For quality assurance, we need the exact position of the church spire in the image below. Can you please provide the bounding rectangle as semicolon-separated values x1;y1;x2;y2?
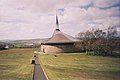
56;12;60;31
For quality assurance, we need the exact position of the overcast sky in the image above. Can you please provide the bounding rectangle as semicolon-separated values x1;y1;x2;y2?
0;0;120;40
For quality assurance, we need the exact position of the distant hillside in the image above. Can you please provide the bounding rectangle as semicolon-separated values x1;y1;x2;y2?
0;38;49;44
0;38;49;48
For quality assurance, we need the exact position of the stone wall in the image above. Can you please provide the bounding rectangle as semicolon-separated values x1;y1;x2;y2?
40;44;80;53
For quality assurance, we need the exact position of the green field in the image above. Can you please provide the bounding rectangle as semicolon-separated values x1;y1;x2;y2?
0;48;34;80
39;53;120;80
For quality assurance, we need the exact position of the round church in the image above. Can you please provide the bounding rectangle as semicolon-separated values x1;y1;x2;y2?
40;15;80;53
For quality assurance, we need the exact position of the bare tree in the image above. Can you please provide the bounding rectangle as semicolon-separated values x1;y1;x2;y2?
76;26;120;57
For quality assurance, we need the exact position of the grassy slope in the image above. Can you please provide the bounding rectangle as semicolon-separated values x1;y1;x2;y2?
39;53;120;80
0;48;34;80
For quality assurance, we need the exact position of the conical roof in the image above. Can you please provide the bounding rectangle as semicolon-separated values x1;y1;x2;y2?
42;29;78;44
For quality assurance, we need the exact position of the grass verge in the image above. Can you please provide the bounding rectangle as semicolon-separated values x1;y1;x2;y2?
39;53;120;80
0;48;34;80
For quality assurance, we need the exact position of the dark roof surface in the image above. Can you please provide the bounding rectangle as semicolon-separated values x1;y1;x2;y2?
42;29;79;44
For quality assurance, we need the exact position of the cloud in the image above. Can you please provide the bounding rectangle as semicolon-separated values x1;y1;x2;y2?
94;0;120;8
0;0;120;40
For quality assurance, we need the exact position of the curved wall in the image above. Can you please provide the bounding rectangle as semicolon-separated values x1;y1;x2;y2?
41;44;80;53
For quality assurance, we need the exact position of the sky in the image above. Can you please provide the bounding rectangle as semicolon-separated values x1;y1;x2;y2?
0;0;120;40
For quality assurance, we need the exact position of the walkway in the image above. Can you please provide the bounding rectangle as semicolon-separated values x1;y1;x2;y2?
33;53;48;80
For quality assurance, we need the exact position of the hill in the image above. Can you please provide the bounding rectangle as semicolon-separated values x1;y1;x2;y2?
0;38;48;44
0;38;49;48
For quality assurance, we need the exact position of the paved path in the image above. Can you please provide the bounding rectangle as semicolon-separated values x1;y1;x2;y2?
33;54;47;80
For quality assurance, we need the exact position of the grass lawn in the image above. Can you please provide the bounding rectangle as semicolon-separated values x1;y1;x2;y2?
39;53;120;80
0;48;34;80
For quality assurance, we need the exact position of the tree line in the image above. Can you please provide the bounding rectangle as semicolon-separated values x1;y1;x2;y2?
75;26;120;57
0;42;14;50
